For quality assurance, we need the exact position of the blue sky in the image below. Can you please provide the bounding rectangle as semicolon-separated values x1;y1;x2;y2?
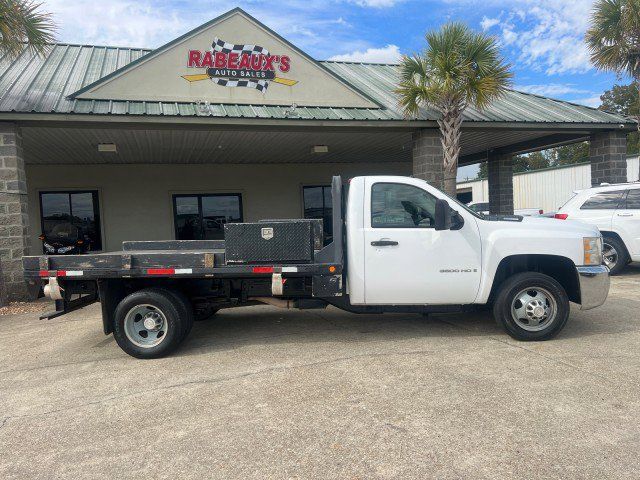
43;0;629;179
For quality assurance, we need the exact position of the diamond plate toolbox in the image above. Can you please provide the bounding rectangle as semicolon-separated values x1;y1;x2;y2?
224;219;322;264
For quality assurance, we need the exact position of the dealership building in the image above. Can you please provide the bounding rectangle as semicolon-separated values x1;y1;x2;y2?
0;7;635;301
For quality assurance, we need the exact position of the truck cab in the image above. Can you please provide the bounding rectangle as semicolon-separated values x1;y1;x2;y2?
344;176;608;335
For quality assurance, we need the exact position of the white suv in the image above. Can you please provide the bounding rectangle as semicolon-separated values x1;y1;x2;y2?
554;183;640;274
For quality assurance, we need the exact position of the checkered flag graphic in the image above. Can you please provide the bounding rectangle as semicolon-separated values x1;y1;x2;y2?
211;37;270;92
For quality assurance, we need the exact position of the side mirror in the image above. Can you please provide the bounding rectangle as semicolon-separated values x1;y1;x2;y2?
434;199;452;231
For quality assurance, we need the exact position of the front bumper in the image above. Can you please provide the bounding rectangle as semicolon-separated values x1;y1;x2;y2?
576;265;610;310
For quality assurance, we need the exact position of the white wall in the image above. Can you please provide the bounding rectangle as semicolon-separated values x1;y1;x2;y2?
458;156;640;213
26;162;410;252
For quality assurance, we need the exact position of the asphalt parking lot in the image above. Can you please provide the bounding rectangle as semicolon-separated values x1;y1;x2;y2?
1;266;640;479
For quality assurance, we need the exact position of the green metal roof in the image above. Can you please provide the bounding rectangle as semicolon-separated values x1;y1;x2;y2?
0;42;633;125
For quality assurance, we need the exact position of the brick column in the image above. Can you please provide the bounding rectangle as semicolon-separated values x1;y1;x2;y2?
589;131;627;186
0;123;29;303
412;129;443;190
488;153;514;215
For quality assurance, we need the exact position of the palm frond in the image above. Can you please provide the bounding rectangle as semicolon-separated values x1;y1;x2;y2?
0;0;56;58
395;21;512;119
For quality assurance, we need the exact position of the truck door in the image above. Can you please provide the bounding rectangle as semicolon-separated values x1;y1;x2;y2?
363;179;482;305
613;188;640;258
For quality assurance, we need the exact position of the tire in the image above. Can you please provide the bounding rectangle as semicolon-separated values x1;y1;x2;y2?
113;288;187;359
493;272;570;341
162;288;195;341
602;235;629;275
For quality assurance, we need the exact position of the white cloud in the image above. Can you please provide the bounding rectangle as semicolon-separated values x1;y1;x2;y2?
492;1;595;75
41;0;368;60
44;0;194;47
347;0;401;7
573;94;603;108
480;16;500;31
329;44;402;63
515;83;589;96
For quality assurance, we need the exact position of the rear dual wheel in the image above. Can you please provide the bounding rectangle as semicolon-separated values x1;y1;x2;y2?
113;288;194;359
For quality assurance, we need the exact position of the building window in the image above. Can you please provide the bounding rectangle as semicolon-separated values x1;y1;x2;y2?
173;194;243;240
371;182;437;228
39;191;102;251
303;185;333;244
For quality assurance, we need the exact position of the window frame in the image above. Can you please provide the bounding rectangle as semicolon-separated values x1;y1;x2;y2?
370;182;438;229
172;192;243;240
38;189;102;251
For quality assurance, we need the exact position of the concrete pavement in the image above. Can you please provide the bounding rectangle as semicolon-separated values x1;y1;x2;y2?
1;265;640;479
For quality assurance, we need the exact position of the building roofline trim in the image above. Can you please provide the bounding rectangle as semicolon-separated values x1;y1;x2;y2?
2;111;636;132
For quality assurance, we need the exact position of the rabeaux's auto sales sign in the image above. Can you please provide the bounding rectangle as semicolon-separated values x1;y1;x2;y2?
182;37;297;92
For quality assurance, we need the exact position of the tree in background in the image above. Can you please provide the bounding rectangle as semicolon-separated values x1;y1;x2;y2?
0;0;55;58
477;143;591;179
599;83;640;153
396;23;512;195
586;0;640;133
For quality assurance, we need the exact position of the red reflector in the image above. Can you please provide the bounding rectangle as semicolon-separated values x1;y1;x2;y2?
554;213;569;220
147;268;175;275
252;266;274;273
39;270;49;277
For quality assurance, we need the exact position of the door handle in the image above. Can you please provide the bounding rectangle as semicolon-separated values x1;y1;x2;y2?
617;213;633;217
371;240;398;247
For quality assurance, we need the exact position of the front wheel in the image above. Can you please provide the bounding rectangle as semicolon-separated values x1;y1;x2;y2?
602;236;629;275
493;272;570;341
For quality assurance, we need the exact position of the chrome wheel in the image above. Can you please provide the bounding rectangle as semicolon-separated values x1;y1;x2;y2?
602;242;618;269
124;304;168;348
510;287;557;332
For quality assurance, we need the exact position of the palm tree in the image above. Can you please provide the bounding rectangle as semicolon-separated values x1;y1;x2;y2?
0;0;55;58
396;23;512;196
586;0;640;131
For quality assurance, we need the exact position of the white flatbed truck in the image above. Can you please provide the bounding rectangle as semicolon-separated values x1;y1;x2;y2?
23;175;610;359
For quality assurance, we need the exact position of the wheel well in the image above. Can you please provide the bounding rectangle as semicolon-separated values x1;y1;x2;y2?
600;231;630;256
489;255;580;304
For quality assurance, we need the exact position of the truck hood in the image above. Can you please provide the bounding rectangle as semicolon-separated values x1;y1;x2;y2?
519;216;600;236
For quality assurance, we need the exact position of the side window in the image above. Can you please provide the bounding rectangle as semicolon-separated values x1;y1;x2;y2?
580;190;625;210
625;189;640;209
371;183;437;228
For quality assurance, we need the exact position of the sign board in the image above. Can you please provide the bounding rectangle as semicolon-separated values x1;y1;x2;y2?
183;38;296;92
72;9;378;109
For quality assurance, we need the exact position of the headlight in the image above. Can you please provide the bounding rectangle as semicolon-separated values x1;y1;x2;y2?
583;236;602;266
43;242;55;253
57;245;75;253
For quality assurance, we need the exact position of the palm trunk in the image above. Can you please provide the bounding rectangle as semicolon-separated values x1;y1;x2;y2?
636;79;640;134
437;108;462;197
